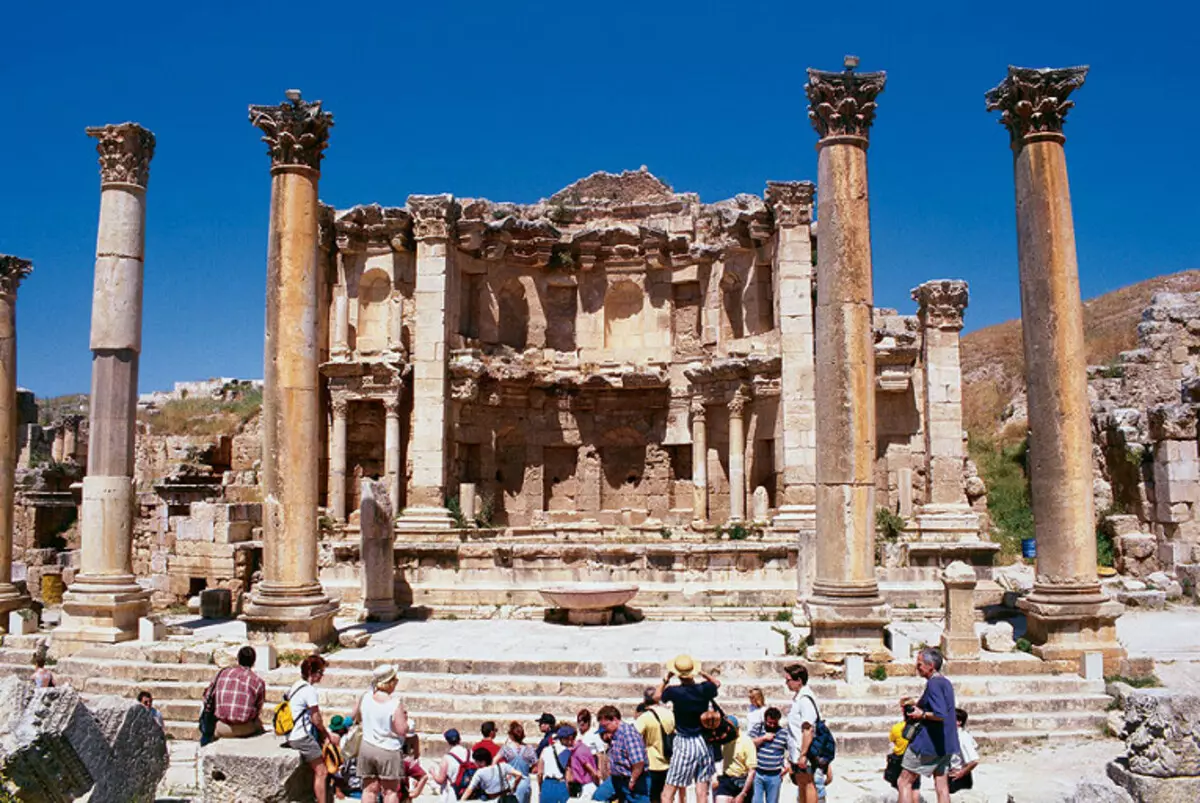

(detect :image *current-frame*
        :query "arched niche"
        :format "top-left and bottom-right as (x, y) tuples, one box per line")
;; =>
(357, 268), (392, 354)
(497, 278), (529, 350)
(604, 280), (643, 354)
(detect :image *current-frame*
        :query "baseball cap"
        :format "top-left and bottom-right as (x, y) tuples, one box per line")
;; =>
(556, 725), (577, 740)
(537, 713), (556, 727)
(444, 728), (461, 743)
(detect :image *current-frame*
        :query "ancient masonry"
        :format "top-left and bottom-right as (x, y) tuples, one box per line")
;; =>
(0, 63), (1129, 664)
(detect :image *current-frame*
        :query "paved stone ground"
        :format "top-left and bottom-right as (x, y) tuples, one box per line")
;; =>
(155, 605), (1200, 801)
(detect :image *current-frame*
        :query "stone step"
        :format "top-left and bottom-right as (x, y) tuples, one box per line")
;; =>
(405, 586), (797, 609)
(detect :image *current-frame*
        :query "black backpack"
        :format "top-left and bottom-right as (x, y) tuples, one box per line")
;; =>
(649, 708), (674, 760)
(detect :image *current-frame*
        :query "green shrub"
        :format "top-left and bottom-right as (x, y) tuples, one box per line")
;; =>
(1015, 637), (1033, 653)
(774, 609), (793, 623)
(446, 495), (468, 529)
(869, 664), (888, 681)
(770, 625), (805, 657)
(876, 507), (907, 540)
(971, 436), (1034, 563)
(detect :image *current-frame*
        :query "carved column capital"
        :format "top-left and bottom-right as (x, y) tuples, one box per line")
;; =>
(805, 64), (886, 148)
(912, 279), (969, 331)
(0, 255), (32, 296)
(331, 396), (349, 418)
(728, 385), (750, 418)
(985, 66), (1088, 150)
(765, 181), (815, 229)
(86, 123), (156, 189)
(690, 398), (707, 422)
(248, 91), (334, 173)
(409, 194), (459, 242)
(383, 397), (402, 418)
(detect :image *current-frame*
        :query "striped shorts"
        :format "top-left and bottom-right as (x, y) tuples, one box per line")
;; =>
(664, 734), (715, 787)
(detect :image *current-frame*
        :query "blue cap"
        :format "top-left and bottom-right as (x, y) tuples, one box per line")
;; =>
(444, 728), (461, 743)
(556, 724), (577, 740)
(726, 715), (739, 729)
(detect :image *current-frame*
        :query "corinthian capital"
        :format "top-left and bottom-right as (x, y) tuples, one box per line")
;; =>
(408, 194), (460, 242)
(0, 255), (32, 296)
(86, 123), (155, 189)
(765, 181), (815, 228)
(985, 66), (1088, 149)
(248, 91), (334, 172)
(805, 65), (886, 145)
(912, 279), (969, 331)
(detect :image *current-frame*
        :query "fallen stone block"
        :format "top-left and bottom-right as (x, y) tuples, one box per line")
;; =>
(0, 680), (106, 803)
(981, 620), (1015, 652)
(1108, 757), (1200, 802)
(1122, 688), (1200, 777)
(1177, 563), (1200, 600)
(1064, 779), (1133, 803)
(1146, 571), (1185, 599)
(338, 627), (371, 648)
(200, 587), (233, 619)
(1116, 589), (1167, 609)
(85, 693), (170, 803)
(200, 731), (315, 803)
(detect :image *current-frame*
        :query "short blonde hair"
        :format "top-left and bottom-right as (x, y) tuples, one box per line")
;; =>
(748, 687), (765, 707)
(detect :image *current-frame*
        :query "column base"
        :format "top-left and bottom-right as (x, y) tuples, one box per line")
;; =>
(911, 506), (982, 542)
(362, 599), (401, 623)
(55, 576), (151, 652)
(0, 585), (32, 633)
(773, 504), (816, 529)
(241, 582), (338, 648)
(1018, 585), (1125, 664)
(397, 506), (455, 530)
(805, 591), (891, 663)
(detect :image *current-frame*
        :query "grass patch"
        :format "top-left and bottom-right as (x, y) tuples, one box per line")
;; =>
(869, 664), (888, 681)
(1015, 637), (1033, 653)
(140, 387), (262, 437)
(1105, 674), (1162, 688)
(971, 436), (1033, 564)
(876, 507), (907, 540)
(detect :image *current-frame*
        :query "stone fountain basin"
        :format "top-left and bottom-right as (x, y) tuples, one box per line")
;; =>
(539, 583), (639, 611)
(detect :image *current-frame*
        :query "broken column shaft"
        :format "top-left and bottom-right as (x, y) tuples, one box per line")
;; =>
(0, 256), (33, 624)
(58, 124), (155, 646)
(241, 92), (337, 646)
(805, 63), (891, 662)
(986, 65), (1122, 663)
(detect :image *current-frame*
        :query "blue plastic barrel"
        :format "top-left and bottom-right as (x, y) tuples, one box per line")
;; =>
(1021, 538), (1037, 559)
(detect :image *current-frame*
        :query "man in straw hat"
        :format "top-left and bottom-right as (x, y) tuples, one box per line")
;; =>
(652, 654), (721, 803)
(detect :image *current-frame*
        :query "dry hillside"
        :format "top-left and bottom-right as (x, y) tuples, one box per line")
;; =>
(961, 269), (1200, 442)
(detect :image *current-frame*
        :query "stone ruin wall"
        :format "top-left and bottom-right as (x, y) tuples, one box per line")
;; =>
(1088, 291), (1200, 582)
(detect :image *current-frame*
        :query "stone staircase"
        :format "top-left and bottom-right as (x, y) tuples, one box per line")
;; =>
(0, 637), (1112, 756)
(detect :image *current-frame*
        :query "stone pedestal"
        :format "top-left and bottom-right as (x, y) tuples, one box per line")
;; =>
(803, 61), (891, 662)
(940, 560), (980, 660)
(58, 124), (155, 650)
(240, 92), (337, 647)
(0, 256), (33, 625)
(691, 400), (708, 525)
(360, 479), (399, 622)
(987, 66), (1123, 663)
(399, 195), (458, 530)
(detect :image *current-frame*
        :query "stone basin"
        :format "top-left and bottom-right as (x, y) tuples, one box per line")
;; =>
(540, 583), (639, 625)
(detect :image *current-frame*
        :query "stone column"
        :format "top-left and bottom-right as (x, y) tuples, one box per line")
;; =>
(912, 280), (981, 541)
(0, 255), (33, 625)
(767, 181), (818, 530)
(384, 396), (402, 514)
(399, 195), (458, 529)
(58, 124), (155, 647)
(691, 399), (709, 525)
(986, 66), (1122, 662)
(240, 91), (337, 646)
(61, 416), (81, 463)
(804, 60), (891, 662)
(328, 396), (348, 522)
(360, 479), (399, 621)
(331, 269), (350, 358)
(727, 387), (748, 523)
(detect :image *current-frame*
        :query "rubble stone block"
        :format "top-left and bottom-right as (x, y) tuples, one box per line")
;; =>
(1108, 758), (1200, 802)
(1176, 563), (1200, 600)
(84, 693), (169, 803)
(1122, 689), (1200, 777)
(200, 588), (233, 619)
(1149, 404), (1198, 441)
(0, 680), (106, 803)
(8, 609), (38, 635)
(1065, 779), (1134, 803)
(982, 621), (1016, 652)
(1116, 589), (1167, 609)
(338, 627), (371, 648)
(200, 731), (315, 803)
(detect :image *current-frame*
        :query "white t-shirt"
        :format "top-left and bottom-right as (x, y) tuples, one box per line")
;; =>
(787, 687), (818, 763)
(287, 681), (319, 742)
(540, 745), (568, 780)
(361, 691), (403, 751)
(951, 729), (979, 771)
(746, 707), (765, 734)
(581, 728), (607, 755)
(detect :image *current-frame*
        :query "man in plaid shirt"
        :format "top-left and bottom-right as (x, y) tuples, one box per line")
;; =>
(599, 705), (651, 803)
(205, 646), (266, 738)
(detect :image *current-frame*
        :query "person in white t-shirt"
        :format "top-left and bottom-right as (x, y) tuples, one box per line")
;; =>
(948, 709), (978, 794)
(287, 655), (336, 803)
(351, 664), (410, 803)
(783, 664), (818, 803)
(433, 728), (472, 803)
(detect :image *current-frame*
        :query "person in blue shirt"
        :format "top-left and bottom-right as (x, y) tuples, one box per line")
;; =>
(897, 647), (959, 803)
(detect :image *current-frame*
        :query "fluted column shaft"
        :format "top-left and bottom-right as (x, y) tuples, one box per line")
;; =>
(329, 399), (348, 522)
(691, 402), (708, 524)
(728, 391), (747, 522)
(0, 256), (32, 622)
(384, 398), (402, 514)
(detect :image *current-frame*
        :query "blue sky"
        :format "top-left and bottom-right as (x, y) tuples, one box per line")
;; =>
(3, 0), (1196, 398)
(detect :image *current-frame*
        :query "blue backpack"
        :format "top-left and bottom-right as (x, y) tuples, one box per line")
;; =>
(805, 697), (836, 767)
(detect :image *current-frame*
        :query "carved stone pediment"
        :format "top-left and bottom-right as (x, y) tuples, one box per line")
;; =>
(335, 204), (413, 253)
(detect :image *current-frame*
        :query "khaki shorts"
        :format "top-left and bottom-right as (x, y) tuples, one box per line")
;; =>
(358, 740), (406, 780)
(901, 750), (952, 777)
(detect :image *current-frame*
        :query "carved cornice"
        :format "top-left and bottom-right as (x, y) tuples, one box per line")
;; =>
(805, 67), (886, 145)
(480, 218), (560, 267)
(248, 93), (333, 172)
(912, 279), (969, 331)
(86, 123), (155, 189)
(569, 225), (686, 271)
(765, 181), (815, 229)
(985, 66), (1088, 149)
(335, 205), (413, 254)
(408, 194), (459, 242)
(0, 255), (32, 296)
